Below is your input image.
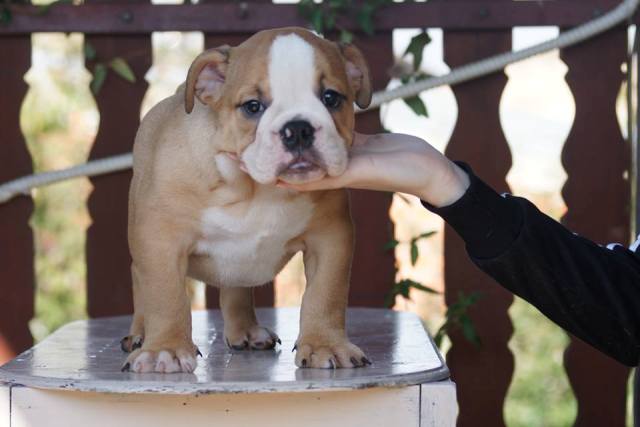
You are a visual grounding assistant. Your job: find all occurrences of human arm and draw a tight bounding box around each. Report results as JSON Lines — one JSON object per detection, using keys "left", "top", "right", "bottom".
{"left": 284, "top": 132, "right": 640, "bottom": 366}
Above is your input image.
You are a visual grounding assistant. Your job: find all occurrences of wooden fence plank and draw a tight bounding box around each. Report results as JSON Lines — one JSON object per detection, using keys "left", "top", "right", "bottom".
{"left": 443, "top": 27, "right": 514, "bottom": 427}
{"left": 0, "top": 35, "right": 34, "bottom": 361}
{"left": 560, "top": 25, "right": 631, "bottom": 427}
{"left": 85, "top": 0, "right": 151, "bottom": 318}
{"left": 349, "top": 33, "right": 396, "bottom": 307}
{"left": 0, "top": 1, "right": 627, "bottom": 35}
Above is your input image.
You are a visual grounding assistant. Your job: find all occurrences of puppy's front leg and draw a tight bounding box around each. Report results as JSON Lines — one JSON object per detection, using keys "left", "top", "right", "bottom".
{"left": 295, "top": 206, "right": 370, "bottom": 369}
{"left": 220, "top": 287, "right": 280, "bottom": 350}
{"left": 124, "top": 224, "right": 198, "bottom": 373}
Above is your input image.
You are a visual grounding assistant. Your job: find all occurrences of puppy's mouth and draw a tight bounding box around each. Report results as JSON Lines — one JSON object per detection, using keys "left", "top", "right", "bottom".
{"left": 278, "top": 151, "right": 326, "bottom": 184}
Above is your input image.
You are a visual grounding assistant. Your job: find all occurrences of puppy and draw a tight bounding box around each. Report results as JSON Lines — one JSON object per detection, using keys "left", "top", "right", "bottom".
{"left": 121, "top": 27, "right": 372, "bottom": 373}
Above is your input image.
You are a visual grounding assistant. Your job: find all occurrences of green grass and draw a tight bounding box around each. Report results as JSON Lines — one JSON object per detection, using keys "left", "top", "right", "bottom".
{"left": 505, "top": 297, "right": 577, "bottom": 426}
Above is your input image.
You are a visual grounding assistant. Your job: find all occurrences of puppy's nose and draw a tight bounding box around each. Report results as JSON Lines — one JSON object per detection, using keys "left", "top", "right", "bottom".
{"left": 280, "top": 120, "right": 315, "bottom": 151}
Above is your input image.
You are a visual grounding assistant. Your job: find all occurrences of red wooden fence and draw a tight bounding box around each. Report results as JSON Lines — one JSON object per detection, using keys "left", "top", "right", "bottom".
{"left": 0, "top": 1, "right": 634, "bottom": 426}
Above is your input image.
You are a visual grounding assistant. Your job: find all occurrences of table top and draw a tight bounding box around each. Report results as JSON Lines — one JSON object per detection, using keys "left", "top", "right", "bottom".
{"left": 0, "top": 307, "right": 449, "bottom": 395}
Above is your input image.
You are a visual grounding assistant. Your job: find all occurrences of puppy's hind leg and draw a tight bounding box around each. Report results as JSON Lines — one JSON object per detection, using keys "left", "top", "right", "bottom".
{"left": 121, "top": 264, "right": 144, "bottom": 353}
{"left": 220, "top": 287, "right": 280, "bottom": 350}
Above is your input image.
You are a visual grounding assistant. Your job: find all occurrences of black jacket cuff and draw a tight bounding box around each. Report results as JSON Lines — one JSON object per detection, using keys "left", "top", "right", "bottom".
{"left": 421, "top": 162, "right": 523, "bottom": 259}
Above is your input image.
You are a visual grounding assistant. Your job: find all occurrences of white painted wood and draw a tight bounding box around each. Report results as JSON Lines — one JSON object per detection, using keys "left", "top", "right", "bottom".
{"left": 12, "top": 386, "right": 420, "bottom": 427}
{"left": 0, "top": 385, "right": 9, "bottom": 427}
{"left": 420, "top": 381, "right": 458, "bottom": 427}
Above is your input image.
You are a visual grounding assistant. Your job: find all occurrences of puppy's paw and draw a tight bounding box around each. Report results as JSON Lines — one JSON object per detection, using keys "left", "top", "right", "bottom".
{"left": 225, "top": 325, "right": 281, "bottom": 350}
{"left": 120, "top": 335, "right": 144, "bottom": 353}
{"left": 122, "top": 344, "right": 201, "bottom": 373}
{"left": 294, "top": 337, "right": 371, "bottom": 369}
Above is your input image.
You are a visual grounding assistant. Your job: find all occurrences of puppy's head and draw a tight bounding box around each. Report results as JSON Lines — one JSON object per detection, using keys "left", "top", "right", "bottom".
{"left": 185, "top": 27, "right": 371, "bottom": 185}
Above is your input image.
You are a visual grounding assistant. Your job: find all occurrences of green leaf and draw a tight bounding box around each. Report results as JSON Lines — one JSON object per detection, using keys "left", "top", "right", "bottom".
{"left": 406, "top": 280, "right": 440, "bottom": 295}
{"left": 310, "top": 8, "right": 324, "bottom": 34}
{"left": 398, "top": 281, "right": 410, "bottom": 299}
{"left": 461, "top": 315, "right": 481, "bottom": 347}
{"left": 383, "top": 239, "right": 399, "bottom": 251}
{"left": 0, "top": 6, "right": 12, "bottom": 25}
{"left": 325, "top": 11, "right": 335, "bottom": 31}
{"left": 404, "top": 31, "right": 431, "bottom": 71}
{"left": 339, "top": 29, "right": 353, "bottom": 44}
{"left": 328, "top": 0, "right": 346, "bottom": 9}
{"left": 90, "top": 63, "right": 107, "bottom": 95}
{"left": 383, "top": 291, "right": 396, "bottom": 308}
{"left": 433, "top": 325, "right": 446, "bottom": 348}
{"left": 38, "top": 0, "right": 73, "bottom": 16}
{"left": 109, "top": 57, "right": 136, "bottom": 83}
{"left": 403, "top": 95, "right": 428, "bottom": 117}
{"left": 83, "top": 42, "right": 97, "bottom": 61}
{"left": 416, "top": 231, "right": 437, "bottom": 240}
{"left": 356, "top": 4, "right": 374, "bottom": 35}
{"left": 297, "top": 0, "right": 314, "bottom": 18}
{"left": 410, "top": 240, "right": 419, "bottom": 265}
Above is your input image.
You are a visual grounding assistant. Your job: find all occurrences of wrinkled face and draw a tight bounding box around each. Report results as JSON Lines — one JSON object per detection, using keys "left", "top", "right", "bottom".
{"left": 184, "top": 28, "right": 372, "bottom": 185}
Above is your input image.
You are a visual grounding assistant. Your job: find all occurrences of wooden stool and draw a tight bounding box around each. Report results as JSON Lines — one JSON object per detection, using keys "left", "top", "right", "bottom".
{"left": 1, "top": 308, "right": 457, "bottom": 426}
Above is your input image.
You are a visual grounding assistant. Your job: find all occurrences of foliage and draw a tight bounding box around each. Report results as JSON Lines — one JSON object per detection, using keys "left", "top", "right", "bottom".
{"left": 433, "top": 291, "right": 482, "bottom": 348}
{"left": 1, "top": 0, "right": 72, "bottom": 25}
{"left": 505, "top": 298, "right": 577, "bottom": 427}
{"left": 84, "top": 41, "right": 137, "bottom": 95}
{"left": 1, "top": 1, "right": 137, "bottom": 94}
{"left": 298, "top": 0, "right": 392, "bottom": 44}
{"left": 297, "top": 0, "right": 431, "bottom": 117}
{"left": 384, "top": 231, "right": 481, "bottom": 349}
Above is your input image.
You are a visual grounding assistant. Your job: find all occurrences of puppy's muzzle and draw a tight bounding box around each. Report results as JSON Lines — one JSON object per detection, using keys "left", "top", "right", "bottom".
{"left": 280, "top": 120, "right": 315, "bottom": 152}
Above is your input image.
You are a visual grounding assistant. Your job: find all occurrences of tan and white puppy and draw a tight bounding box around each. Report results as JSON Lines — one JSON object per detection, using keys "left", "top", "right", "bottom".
{"left": 121, "top": 27, "right": 372, "bottom": 373}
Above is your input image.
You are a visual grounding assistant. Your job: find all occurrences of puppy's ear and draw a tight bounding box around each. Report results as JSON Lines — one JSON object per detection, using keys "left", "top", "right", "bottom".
{"left": 185, "top": 45, "right": 231, "bottom": 114}
{"left": 338, "top": 43, "right": 372, "bottom": 109}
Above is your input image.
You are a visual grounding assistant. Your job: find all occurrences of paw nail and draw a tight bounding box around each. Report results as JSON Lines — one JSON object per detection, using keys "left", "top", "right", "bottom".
{"left": 350, "top": 356, "right": 360, "bottom": 367}
{"left": 329, "top": 359, "right": 336, "bottom": 369}
{"left": 276, "top": 338, "right": 282, "bottom": 345}
{"left": 196, "top": 349, "right": 203, "bottom": 357}
{"left": 121, "top": 363, "right": 130, "bottom": 372}
{"left": 292, "top": 344, "right": 297, "bottom": 353}
{"left": 362, "top": 357, "right": 372, "bottom": 365}
{"left": 132, "top": 340, "right": 142, "bottom": 351}
{"left": 231, "top": 340, "right": 248, "bottom": 351}
{"left": 301, "top": 358, "right": 307, "bottom": 367}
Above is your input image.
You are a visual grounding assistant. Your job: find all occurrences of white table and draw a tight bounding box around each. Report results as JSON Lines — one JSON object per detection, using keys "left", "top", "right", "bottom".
{"left": 0, "top": 307, "right": 457, "bottom": 427}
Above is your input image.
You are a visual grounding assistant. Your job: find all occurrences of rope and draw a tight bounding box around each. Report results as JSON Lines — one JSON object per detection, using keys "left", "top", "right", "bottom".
{"left": 0, "top": 154, "right": 133, "bottom": 203}
{"left": 1, "top": 0, "right": 638, "bottom": 204}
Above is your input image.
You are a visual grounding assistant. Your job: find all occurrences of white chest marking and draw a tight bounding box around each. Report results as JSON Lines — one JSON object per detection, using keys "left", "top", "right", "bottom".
{"left": 194, "top": 187, "right": 313, "bottom": 286}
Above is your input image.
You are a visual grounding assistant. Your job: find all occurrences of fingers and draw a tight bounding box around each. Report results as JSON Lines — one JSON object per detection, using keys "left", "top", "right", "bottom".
{"left": 352, "top": 132, "right": 372, "bottom": 146}
{"left": 277, "top": 175, "right": 345, "bottom": 192}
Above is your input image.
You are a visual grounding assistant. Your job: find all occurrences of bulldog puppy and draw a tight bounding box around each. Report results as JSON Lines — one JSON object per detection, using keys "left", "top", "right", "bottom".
{"left": 121, "top": 27, "right": 372, "bottom": 373}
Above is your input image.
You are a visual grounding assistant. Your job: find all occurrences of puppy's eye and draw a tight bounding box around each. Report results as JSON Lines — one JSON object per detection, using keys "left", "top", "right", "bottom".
{"left": 322, "top": 89, "right": 343, "bottom": 109}
{"left": 241, "top": 100, "right": 265, "bottom": 117}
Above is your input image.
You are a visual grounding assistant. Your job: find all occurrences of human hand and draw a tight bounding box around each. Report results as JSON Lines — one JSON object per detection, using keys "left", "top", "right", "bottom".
{"left": 279, "top": 132, "right": 470, "bottom": 208}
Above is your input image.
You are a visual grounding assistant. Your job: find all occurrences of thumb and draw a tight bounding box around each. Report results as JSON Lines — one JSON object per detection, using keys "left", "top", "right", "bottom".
{"left": 277, "top": 174, "right": 348, "bottom": 192}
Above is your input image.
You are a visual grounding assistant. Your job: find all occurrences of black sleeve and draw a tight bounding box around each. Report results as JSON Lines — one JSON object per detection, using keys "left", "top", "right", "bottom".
{"left": 423, "top": 163, "right": 640, "bottom": 367}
